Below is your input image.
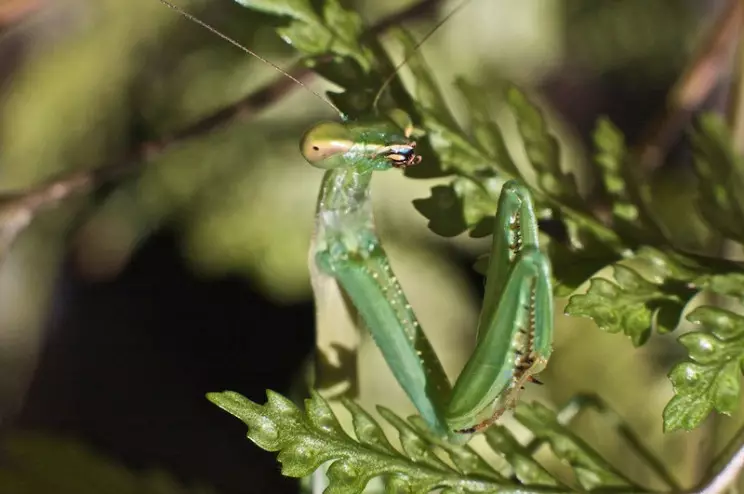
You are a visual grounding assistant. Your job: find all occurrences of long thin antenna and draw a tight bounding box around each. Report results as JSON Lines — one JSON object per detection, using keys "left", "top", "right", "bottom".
{"left": 157, "top": 0, "right": 344, "bottom": 117}
{"left": 371, "top": 0, "right": 472, "bottom": 111}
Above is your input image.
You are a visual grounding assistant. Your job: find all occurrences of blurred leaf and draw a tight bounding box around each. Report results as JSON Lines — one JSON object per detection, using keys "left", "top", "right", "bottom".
{"left": 663, "top": 306, "right": 744, "bottom": 432}
{"left": 454, "top": 79, "right": 521, "bottom": 178}
{"left": 592, "top": 118, "right": 645, "bottom": 230}
{"left": 542, "top": 234, "right": 620, "bottom": 297}
{"left": 696, "top": 272, "right": 744, "bottom": 302}
{"left": 412, "top": 184, "right": 468, "bottom": 238}
{"left": 515, "top": 402, "right": 634, "bottom": 490}
{"left": 395, "top": 30, "right": 489, "bottom": 178}
{"left": 234, "top": 0, "right": 320, "bottom": 22}
{"left": 691, "top": 113, "right": 744, "bottom": 245}
{"left": 0, "top": 432, "right": 216, "bottom": 494}
{"left": 236, "top": 0, "right": 372, "bottom": 84}
{"left": 505, "top": 86, "right": 580, "bottom": 205}
{"left": 484, "top": 426, "right": 561, "bottom": 486}
{"left": 407, "top": 416, "right": 507, "bottom": 482}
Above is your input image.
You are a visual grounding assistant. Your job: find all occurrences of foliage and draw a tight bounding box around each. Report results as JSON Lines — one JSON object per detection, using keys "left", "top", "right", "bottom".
{"left": 0, "top": 432, "right": 217, "bottom": 494}
{"left": 202, "top": 0, "right": 744, "bottom": 491}
{"left": 208, "top": 390, "right": 647, "bottom": 494}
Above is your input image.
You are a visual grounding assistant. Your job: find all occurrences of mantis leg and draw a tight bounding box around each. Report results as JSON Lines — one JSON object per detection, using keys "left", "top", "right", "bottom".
{"left": 316, "top": 227, "right": 453, "bottom": 438}
{"left": 315, "top": 180, "right": 553, "bottom": 441}
{"left": 445, "top": 181, "right": 553, "bottom": 435}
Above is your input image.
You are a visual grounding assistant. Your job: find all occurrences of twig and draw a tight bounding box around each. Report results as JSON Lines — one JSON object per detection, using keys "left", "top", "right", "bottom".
{"left": 635, "top": 0, "right": 744, "bottom": 172}
{"left": 0, "top": 0, "right": 447, "bottom": 259}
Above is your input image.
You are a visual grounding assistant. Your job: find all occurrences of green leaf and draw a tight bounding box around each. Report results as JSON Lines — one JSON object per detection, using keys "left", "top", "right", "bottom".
{"left": 277, "top": 20, "right": 333, "bottom": 56}
{"left": 413, "top": 185, "right": 468, "bottom": 237}
{"left": 591, "top": 118, "right": 664, "bottom": 243}
{"left": 564, "top": 261, "right": 691, "bottom": 346}
{"left": 663, "top": 306, "right": 744, "bottom": 432}
{"left": 394, "top": 31, "right": 489, "bottom": 177}
{"left": 234, "top": 0, "right": 320, "bottom": 23}
{"left": 542, "top": 234, "right": 621, "bottom": 297}
{"left": 0, "top": 432, "right": 217, "bottom": 494}
{"left": 691, "top": 113, "right": 744, "bottom": 244}
{"left": 592, "top": 118, "right": 642, "bottom": 226}
{"left": 515, "top": 402, "right": 634, "bottom": 490}
{"left": 483, "top": 426, "right": 560, "bottom": 486}
{"left": 413, "top": 178, "right": 503, "bottom": 239}
{"left": 696, "top": 272, "right": 744, "bottom": 302}
{"left": 505, "top": 86, "right": 579, "bottom": 204}
{"left": 207, "top": 390, "right": 538, "bottom": 493}
{"left": 408, "top": 416, "right": 506, "bottom": 482}
{"left": 321, "top": 0, "right": 369, "bottom": 61}
{"left": 454, "top": 79, "right": 521, "bottom": 178}
{"left": 236, "top": 0, "right": 372, "bottom": 94}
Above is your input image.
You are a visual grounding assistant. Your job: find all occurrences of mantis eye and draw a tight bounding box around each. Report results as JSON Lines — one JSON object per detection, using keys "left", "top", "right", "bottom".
{"left": 300, "top": 122, "right": 354, "bottom": 169}
{"left": 382, "top": 144, "right": 422, "bottom": 168}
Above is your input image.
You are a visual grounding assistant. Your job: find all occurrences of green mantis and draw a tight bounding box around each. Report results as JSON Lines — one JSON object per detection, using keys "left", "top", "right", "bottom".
{"left": 302, "top": 111, "right": 553, "bottom": 442}
{"left": 157, "top": 0, "right": 554, "bottom": 445}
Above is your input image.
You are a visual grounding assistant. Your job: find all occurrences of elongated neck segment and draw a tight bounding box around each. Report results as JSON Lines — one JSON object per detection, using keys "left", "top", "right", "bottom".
{"left": 314, "top": 167, "right": 375, "bottom": 252}
{"left": 317, "top": 167, "right": 373, "bottom": 218}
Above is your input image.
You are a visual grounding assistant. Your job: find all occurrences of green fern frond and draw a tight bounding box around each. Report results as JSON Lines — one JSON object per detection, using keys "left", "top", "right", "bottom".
{"left": 664, "top": 306, "right": 744, "bottom": 432}
{"left": 208, "top": 389, "right": 656, "bottom": 493}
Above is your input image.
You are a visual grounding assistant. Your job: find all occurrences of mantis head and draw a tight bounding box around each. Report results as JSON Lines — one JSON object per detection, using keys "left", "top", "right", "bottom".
{"left": 300, "top": 109, "right": 424, "bottom": 171}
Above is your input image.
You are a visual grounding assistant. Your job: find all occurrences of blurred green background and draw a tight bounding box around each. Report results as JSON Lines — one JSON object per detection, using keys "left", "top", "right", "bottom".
{"left": 0, "top": 0, "right": 739, "bottom": 493}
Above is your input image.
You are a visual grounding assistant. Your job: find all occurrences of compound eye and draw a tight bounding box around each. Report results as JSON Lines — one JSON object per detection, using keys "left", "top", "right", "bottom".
{"left": 385, "top": 146, "right": 421, "bottom": 168}
{"left": 300, "top": 122, "right": 354, "bottom": 169}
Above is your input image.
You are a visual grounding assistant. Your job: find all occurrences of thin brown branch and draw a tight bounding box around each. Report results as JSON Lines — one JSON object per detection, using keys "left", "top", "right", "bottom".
{"left": 0, "top": 0, "right": 447, "bottom": 259}
{"left": 635, "top": 0, "right": 744, "bottom": 171}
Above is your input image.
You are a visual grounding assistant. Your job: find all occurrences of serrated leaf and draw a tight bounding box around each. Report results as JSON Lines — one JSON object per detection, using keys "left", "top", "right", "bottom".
{"left": 343, "top": 399, "right": 398, "bottom": 455}
{"left": 413, "top": 178, "right": 502, "bottom": 239}
{"left": 663, "top": 306, "right": 744, "bottom": 432}
{"left": 408, "top": 416, "right": 506, "bottom": 481}
{"left": 322, "top": 0, "right": 369, "bottom": 61}
{"left": 277, "top": 20, "right": 333, "bottom": 57}
{"left": 505, "top": 86, "right": 579, "bottom": 204}
{"left": 377, "top": 407, "right": 453, "bottom": 472}
{"left": 237, "top": 0, "right": 372, "bottom": 100}
{"left": 454, "top": 79, "right": 521, "bottom": 178}
{"left": 392, "top": 31, "right": 489, "bottom": 176}
{"left": 515, "top": 402, "right": 633, "bottom": 490}
{"left": 234, "top": 0, "right": 320, "bottom": 23}
{"left": 413, "top": 185, "right": 468, "bottom": 237}
{"left": 484, "top": 426, "right": 560, "bottom": 487}
{"left": 591, "top": 118, "right": 663, "bottom": 242}
{"left": 691, "top": 113, "right": 744, "bottom": 244}
{"left": 208, "top": 390, "right": 522, "bottom": 493}
{"left": 696, "top": 272, "right": 744, "bottom": 302}
{"left": 542, "top": 234, "right": 621, "bottom": 297}
{"left": 565, "top": 261, "right": 691, "bottom": 346}
{"left": 592, "top": 118, "right": 639, "bottom": 224}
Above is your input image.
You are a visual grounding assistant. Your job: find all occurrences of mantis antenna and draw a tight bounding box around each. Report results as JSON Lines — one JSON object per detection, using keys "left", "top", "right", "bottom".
{"left": 157, "top": 0, "right": 344, "bottom": 117}
{"left": 370, "top": 0, "right": 473, "bottom": 111}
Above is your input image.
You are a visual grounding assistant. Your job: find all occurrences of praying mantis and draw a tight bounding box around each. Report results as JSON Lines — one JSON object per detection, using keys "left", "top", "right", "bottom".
{"left": 304, "top": 113, "right": 553, "bottom": 442}
{"left": 158, "top": 0, "right": 554, "bottom": 444}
